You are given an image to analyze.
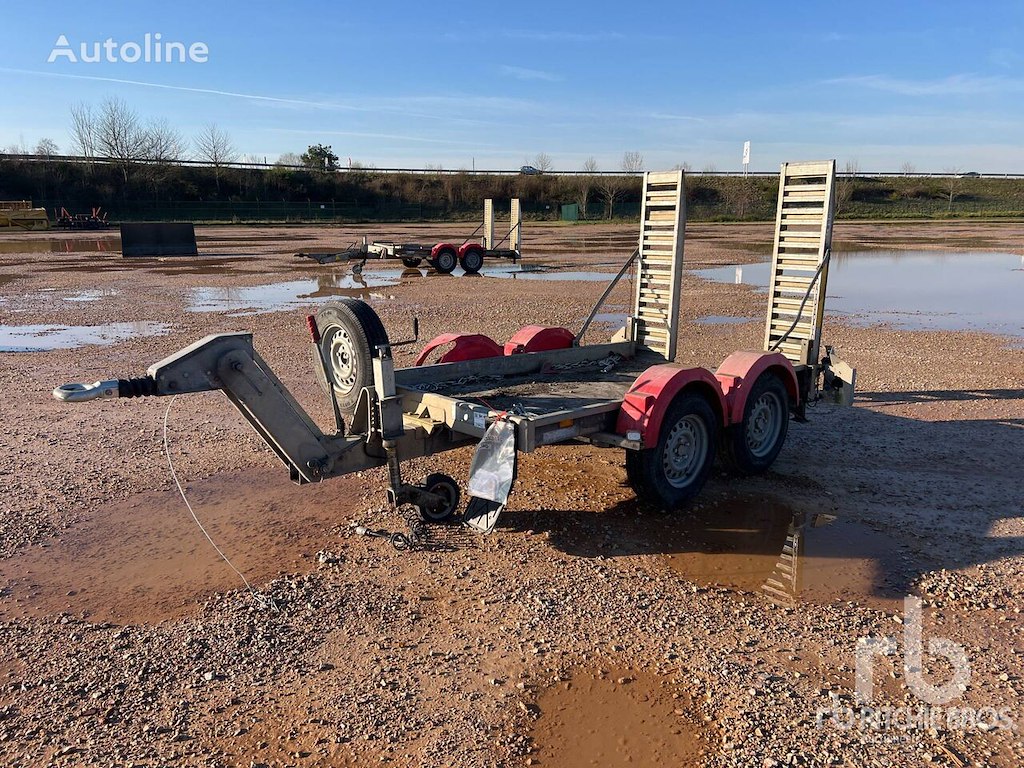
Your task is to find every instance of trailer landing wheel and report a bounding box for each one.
[401,257,422,268]
[432,249,457,274]
[417,473,461,522]
[626,393,716,511]
[721,372,789,475]
[314,299,389,412]
[459,248,484,274]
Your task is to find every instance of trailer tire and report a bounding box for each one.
[417,473,461,522]
[626,392,716,511]
[432,248,457,274]
[314,299,389,413]
[459,248,484,274]
[720,371,789,475]
[401,257,422,268]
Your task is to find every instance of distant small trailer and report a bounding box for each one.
[297,199,522,275]
[54,207,109,230]
[55,163,855,533]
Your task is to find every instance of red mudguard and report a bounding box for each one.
[413,334,503,366]
[504,326,575,356]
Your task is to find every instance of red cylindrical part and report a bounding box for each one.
[305,315,321,343]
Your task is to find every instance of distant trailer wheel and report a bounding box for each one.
[401,257,422,268]
[432,248,457,274]
[313,299,389,413]
[417,473,461,522]
[721,372,789,474]
[459,248,484,274]
[626,393,717,511]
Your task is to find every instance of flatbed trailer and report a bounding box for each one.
[55,164,855,530]
[297,199,521,275]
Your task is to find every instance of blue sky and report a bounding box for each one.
[1,1,1022,172]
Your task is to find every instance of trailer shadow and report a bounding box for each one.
[501,402,1024,609]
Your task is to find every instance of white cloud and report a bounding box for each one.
[499,65,561,82]
[825,74,1024,96]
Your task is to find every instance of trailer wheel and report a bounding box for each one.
[626,393,716,511]
[721,372,789,475]
[432,248,457,274]
[401,257,422,268]
[314,299,389,412]
[459,248,484,274]
[417,473,461,522]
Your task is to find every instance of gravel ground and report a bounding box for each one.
[1,219,1023,767]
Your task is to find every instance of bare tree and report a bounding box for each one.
[145,118,187,162]
[621,151,644,173]
[900,161,916,176]
[835,159,859,216]
[34,138,59,158]
[533,152,553,172]
[573,157,599,218]
[194,123,238,191]
[943,167,962,213]
[596,175,625,219]
[673,161,692,172]
[274,152,301,167]
[93,97,152,182]
[69,102,97,161]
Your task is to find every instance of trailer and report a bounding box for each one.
[54,206,109,230]
[297,198,522,275]
[54,164,855,534]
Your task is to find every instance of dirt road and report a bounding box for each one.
[1,220,1022,766]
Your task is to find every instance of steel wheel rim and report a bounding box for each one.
[662,414,708,488]
[437,252,455,270]
[746,391,783,459]
[323,324,358,393]
[465,252,482,271]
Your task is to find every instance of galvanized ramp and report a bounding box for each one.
[630,169,685,361]
[764,160,836,368]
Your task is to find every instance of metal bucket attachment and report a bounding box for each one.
[120,222,198,257]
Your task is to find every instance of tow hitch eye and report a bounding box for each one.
[53,380,121,402]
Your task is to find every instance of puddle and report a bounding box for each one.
[0,469,364,624]
[695,250,1024,336]
[663,495,905,608]
[530,668,711,767]
[0,238,117,254]
[482,264,617,282]
[62,289,118,302]
[695,315,751,326]
[187,273,401,315]
[0,321,170,352]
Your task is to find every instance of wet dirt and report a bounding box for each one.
[187,274,402,315]
[530,668,712,767]
[660,494,907,609]
[0,321,170,352]
[0,469,364,624]
[0,238,118,254]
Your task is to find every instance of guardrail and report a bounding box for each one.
[2,153,1022,179]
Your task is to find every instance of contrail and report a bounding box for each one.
[0,66,371,112]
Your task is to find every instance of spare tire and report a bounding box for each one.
[313,299,389,412]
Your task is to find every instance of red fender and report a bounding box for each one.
[413,333,503,366]
[615,364,728,449]
[430,242,457,259]
[715,351,799,424]
[457,243,485,259]
[504,325,575,355]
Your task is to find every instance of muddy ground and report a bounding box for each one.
[0,219,1023,767]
